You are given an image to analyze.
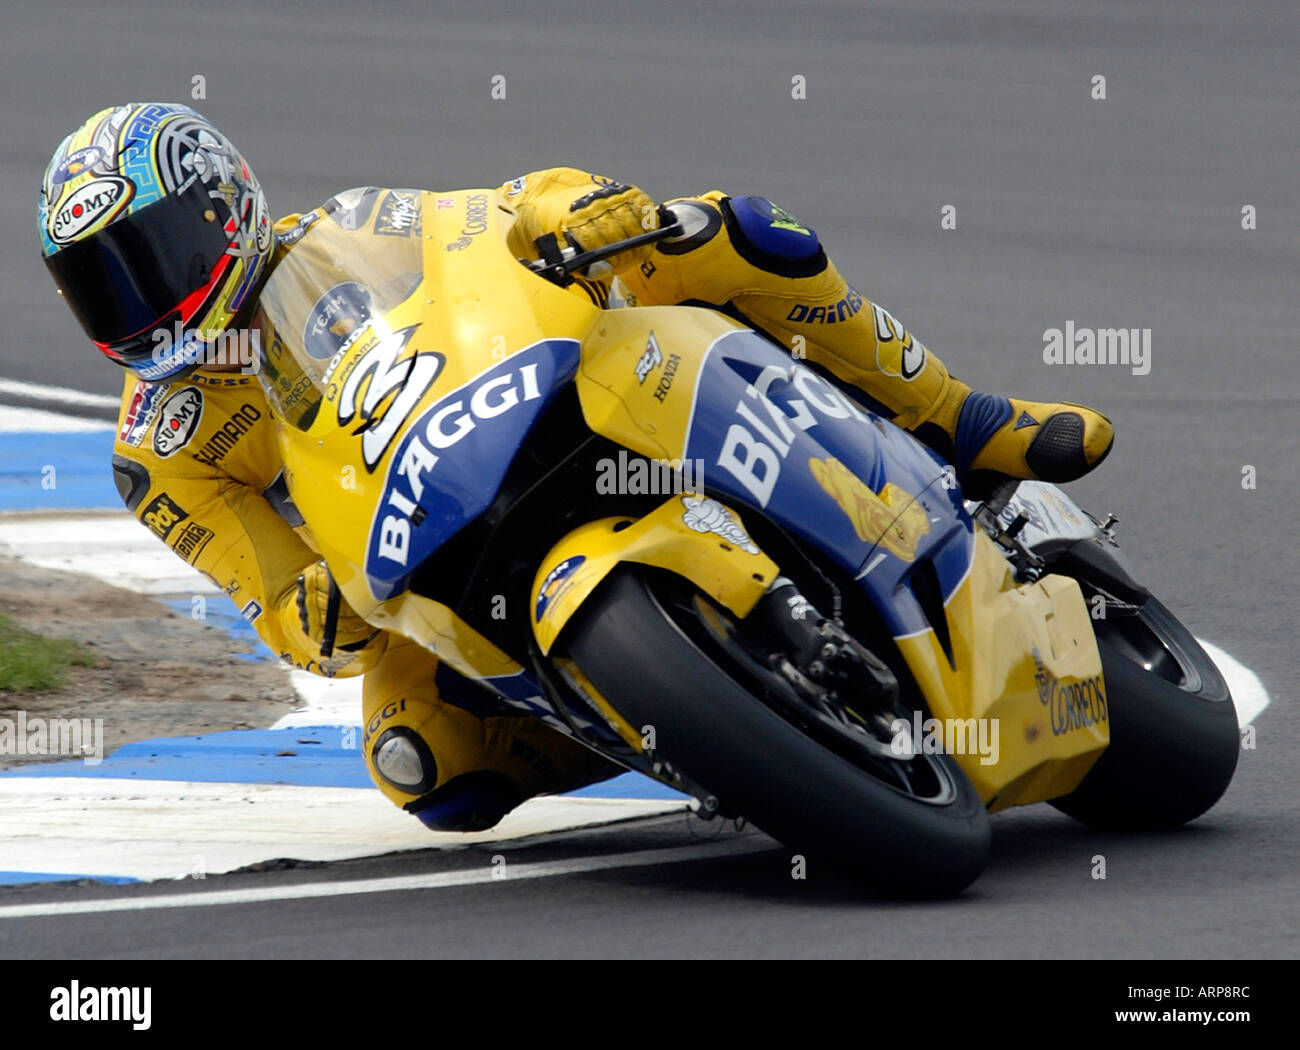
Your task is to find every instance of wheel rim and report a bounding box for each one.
[1088,592,1214,696]
[644,574,962,808]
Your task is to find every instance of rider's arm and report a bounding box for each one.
[111,440,386,678]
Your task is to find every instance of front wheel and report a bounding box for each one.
[1050,594,1240,829]
[562,569,990,897]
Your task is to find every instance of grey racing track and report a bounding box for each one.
[0,0,1294,958]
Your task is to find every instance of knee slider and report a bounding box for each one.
[722,195,827,277]
[407,771,526,832]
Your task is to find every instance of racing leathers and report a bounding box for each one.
[111,166,1113,831]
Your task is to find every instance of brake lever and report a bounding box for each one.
[523,207,684,283]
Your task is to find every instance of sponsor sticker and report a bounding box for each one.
[809,456,929,560]
[240,599,263,623]
[711,349,880,509]
[140,493,189,541]
[278,209,321,247]
[535,555,586,622]
[119,381,165,446]
[785,287,864,326]
[152,387,204,457]
[50,176,133,245]
[1033,649,1108,736]
[653,353,681,403]
[303,281,373,361]
[172,522,214,562]
[634,332,663,384]
[767,201,810,235]
[680,496,759,554]
[51,145,106,185]
[373,190,421,237]
[368,341,565,583]
[189,403,262,467]
[443,192,489,251]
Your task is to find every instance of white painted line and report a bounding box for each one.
[0,512,217,594]
[0,405,114,433]
[0,776,687,882]
[0,837,766,919]
[1198,639,1271,726]
[0,378,120,410]
[274,672,363,728]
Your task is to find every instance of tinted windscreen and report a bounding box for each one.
[257,192,424,429]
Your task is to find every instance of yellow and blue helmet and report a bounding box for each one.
[39,103,272,382]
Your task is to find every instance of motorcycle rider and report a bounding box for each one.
[40,103,1114,832]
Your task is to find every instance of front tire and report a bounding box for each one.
[564,570,990,897]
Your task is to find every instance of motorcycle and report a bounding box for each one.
[253,188,1239,896]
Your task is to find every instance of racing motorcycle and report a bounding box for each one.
[254,188,1239,896]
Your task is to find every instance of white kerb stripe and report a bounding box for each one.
[1198,639,1271,726]
[0,405,115,433]
[0,838,770,920]
[0,377,120,410]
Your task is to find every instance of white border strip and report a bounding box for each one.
[0,837,768,919]
[0,405,114,433]
[0,378,120,410]
[1198,639,1271,726]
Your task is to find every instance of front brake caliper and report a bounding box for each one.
[752,578,899,709]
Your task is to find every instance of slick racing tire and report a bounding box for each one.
[1050,595,1240,830]
[563,569,990,898]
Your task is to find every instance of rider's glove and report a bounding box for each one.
[295,560,379,658]
[559,178,659,274]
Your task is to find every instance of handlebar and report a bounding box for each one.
[523,205,684,284]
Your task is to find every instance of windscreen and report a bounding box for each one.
[256,189,425,430]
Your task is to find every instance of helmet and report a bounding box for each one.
[39,103,273,382]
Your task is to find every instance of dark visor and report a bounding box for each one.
[44,177,234,348]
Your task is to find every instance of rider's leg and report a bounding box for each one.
[618,193,1113,483]
[361,636,620,831]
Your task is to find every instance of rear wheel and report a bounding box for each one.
[1050,593,1239,829]
[563,569,990,897]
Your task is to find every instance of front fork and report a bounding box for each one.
[749,576,900,716]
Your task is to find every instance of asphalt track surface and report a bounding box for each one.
[0,1,1296,958]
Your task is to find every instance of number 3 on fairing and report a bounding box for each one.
[337,325,445,471]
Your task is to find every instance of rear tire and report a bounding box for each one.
[564,570,990,897]
[1050,596,1239,829]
